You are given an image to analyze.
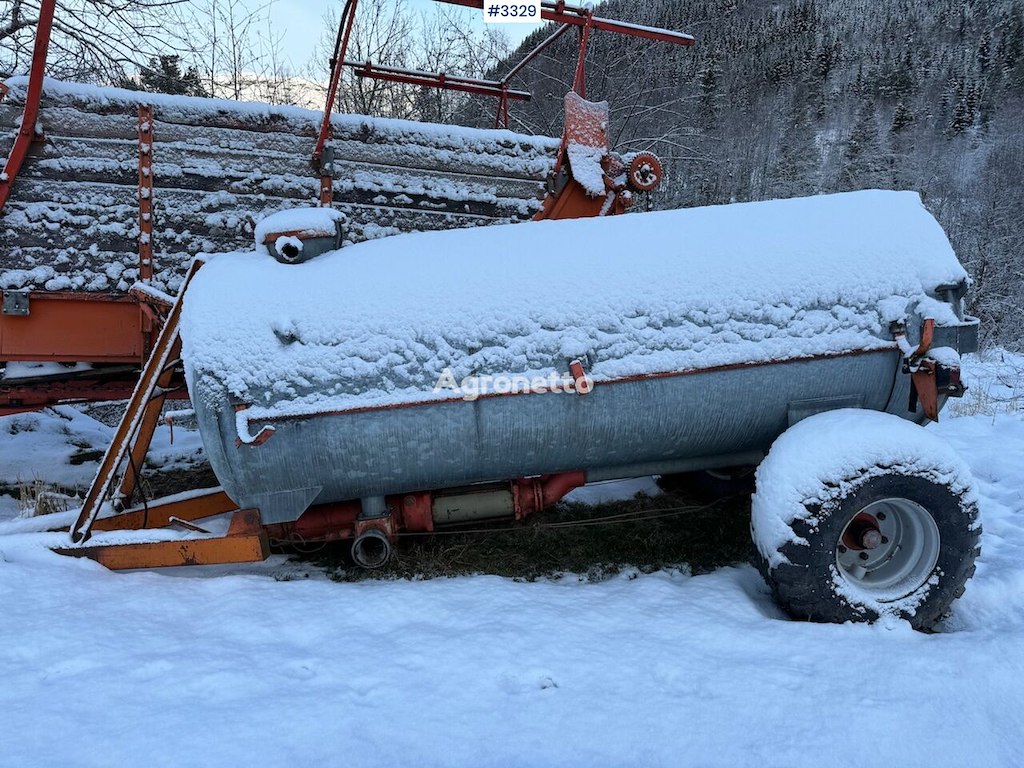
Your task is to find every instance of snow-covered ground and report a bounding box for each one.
[0,351,1022,767]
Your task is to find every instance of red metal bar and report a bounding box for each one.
[501,22,573,83]
[0,0,56,214]
[495,21,572,126]
[137,105,154,282]
[494,89,507,128]
[0,372,188,416]
[345,61,532,101]
[572,11,593,97]
[434,0,695,46]
[320,169,334,206]
[313,0,359,168]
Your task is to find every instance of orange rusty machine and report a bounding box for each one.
[0,0,695,569]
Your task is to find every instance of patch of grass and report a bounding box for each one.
[17,480,78,517]
[120,463,220,503]
[304,487,754,583]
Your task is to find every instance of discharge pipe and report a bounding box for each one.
[351,528,392,569]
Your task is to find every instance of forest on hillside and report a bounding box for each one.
[465,0,1024,350]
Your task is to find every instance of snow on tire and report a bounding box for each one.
[751,409,981,630]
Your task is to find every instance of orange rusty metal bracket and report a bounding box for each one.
[233,404,276,447]
[91,489,239,532]
[911,361,940,421]
[916,318,935,358]
[116,343,181,505]
[55,509,269,570]
[903,319,947,421]
[533,179,611,220]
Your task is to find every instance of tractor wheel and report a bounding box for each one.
[750,409,980,630]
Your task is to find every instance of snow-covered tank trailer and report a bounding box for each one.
[180,190,980,629]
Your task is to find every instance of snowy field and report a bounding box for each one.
[0,351,1022,767]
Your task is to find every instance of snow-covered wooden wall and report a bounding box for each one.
[0,79,558,294]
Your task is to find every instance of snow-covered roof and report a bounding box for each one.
[180,190,969,420]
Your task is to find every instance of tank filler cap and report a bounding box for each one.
[255,206,347,264]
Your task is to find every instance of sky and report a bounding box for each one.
[264,0,545,74]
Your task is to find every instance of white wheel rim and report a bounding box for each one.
[835,498,941,600]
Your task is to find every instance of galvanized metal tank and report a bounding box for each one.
[181,191,979,524]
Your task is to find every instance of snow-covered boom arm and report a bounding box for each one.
[318,0,695,219]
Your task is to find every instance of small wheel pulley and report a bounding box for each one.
[628,152,663,192]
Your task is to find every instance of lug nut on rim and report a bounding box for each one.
[860,528,883,549]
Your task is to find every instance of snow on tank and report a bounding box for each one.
[180,190,971,422]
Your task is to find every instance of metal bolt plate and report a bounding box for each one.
[2,290,30,316]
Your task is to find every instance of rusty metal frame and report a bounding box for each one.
[313,0,359,170]
[323,1,693,132]
[50,467,584,571]
[345,60,532,101]
[0,293,147,363]
[0,3,171,412]
[0,365,187,416]
[69,259,204,544]
[56,509,269,570]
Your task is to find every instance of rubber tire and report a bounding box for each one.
[753,470,980,631]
